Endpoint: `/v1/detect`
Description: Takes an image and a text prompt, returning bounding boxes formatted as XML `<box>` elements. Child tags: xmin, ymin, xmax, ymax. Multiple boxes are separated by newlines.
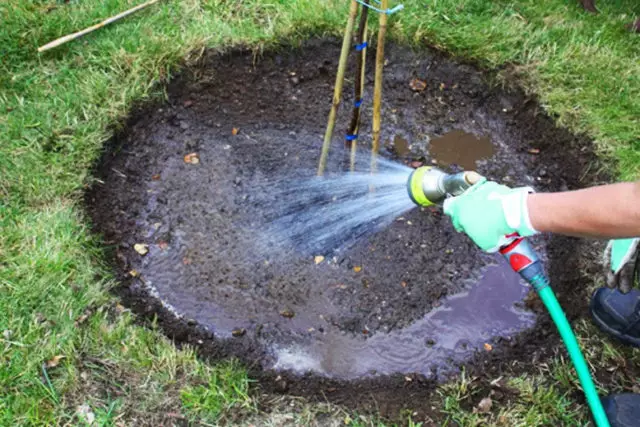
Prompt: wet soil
<box><xmin>87</xmin><ymin>39</ymin><xmax>607</xmax><ymax>422</ymax></box>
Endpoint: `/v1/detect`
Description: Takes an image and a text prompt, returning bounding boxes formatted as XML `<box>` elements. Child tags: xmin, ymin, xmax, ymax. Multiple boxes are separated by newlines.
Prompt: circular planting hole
<box><xmin>88</xmin><ymin>40</ymin><xmax>601</xmax><ymax>410</ymax></box>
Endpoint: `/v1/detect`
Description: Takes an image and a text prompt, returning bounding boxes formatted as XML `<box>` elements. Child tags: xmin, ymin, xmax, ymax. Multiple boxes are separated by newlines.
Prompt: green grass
<box><xmin>1</xmin><ymin>0</ymin><xmax>639</xmax><ymax>425</ymax></box>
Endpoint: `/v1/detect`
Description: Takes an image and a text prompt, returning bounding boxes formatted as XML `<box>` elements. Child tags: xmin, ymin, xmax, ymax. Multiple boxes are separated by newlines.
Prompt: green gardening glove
<box><xmin>443</xmin><ymin>180</ymin><xmax>538</xmax><ymax>252</ymax></box>
<box><xmin>605</xmin><ymin>238</ymin><xmax>640</xmax><ymax>294</ymax></box>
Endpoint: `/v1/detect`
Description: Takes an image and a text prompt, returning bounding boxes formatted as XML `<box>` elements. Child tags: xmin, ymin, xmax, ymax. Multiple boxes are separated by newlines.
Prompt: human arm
<box><xmin>528</xmin><ymin>182</ymin><xmax>640</xmax><ymax>238</ymax></box>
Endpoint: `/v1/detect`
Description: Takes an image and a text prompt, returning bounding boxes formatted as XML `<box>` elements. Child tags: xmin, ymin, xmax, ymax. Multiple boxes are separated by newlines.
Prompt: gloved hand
<box><xmin>443</xmin><ymin>180</ymin><xmax>538</xmax><ymax>252</ymax></box>
<box><xmin>605</xmin><ymin>238</ymin><xmax>640</xmax><ymax>293</ymax></box>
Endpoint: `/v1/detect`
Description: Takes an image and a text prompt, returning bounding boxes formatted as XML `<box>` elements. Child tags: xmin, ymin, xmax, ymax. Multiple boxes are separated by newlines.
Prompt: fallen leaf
<box><xmin>280</xmin><ymin>309</ymin><xmax>295</xmax><ymax>319</ymax></box>
<box><xmin>75</xmin><ymin>309</ymin><xmax>92</xmax><ymax>326</ymax></box>
<box><xmin>232</xmin><ymin>128</ymin><xmax>239</xmax><ymax>136</ymax></box>
<box><xmin>409</xmin><ymin>78</ymin><xmax>427</xmax><ymax>92</ymax></box>
<box><xmin>477</xmin><ymin>397</ymin><xmax>493</xmax><ymax>413</ymax></box>
<box><xmin>484</xmin><ymin>343</ymin><xmax>493</xmax><ymax>351</ymax></box>
<box><xmin>314</xmin><ymin>255</ymin><xmax>325</xmax><ymax>264</ymax></box>
<box><xmin>353</xmin><ymin>266</ymin><xmax>362</xmax><ymax>273</ymax></box>
<box><xmin>183</xmin><ymin>152</ymin><xmax>200</xmax><ymax>164</ymax></box>
<box><xmin>46</xmin><ymin>355</ymin><xmax>65</xmax><ymax>368</ymax></box>
<box><xmin>134</xmin><ymin>243</ymin><xmax>148</xmax><ymax>255</ymax></box>
<box><xmin>158</xmin><ymin>241</ymin><xmax>169</xmax><ymax>250</ymax></box>
<box><xmin>151</xmin><ymin>174</ymin><xmax>161</xmax><ymax>180</ymax></box>
<box><xmin>528</xmin><ymin>148</ymin><xmax>540</xmax><ymax>154</ymax></box>
<box><xmin>129</xmin><ymin>270</ymin><xmax>139</xmax><ymax>277</ymax></box>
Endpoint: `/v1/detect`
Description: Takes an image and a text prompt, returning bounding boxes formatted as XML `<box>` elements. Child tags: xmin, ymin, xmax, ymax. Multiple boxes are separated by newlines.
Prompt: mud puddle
<box><xmin>430</xmin><ymin>130</ymin><xmax>494</xmax><ymax>169</ymax></box>
<box><xmin>87</xmin><ymin>39</ymin><xmax>604</xmax><ymax>418</ymax></box>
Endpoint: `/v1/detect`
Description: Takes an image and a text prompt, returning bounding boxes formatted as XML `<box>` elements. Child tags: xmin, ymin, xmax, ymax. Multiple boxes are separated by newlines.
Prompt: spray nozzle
<box><xmin>407</xmin><ymin>166</ymin><xmax>483</xmax><ymax>207</ymax></box>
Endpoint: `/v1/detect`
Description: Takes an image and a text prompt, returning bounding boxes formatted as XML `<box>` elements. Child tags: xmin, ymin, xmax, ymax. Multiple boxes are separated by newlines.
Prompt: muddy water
<box><xmin>429</xmin><ymin>130</ymin><xmax>494</xmax><ymax>169</ymax></box>
<box><xmin>87</xmin><ymin>40</ymin><xmax>561</xmax><ymax>382</ymax></box>
<box><xmin>273</xmin><ymin>263</ymin><xmax>534</xmax><ymax>378</ymax></box>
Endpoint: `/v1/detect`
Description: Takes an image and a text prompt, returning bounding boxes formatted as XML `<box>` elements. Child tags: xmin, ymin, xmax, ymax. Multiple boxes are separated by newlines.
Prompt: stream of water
<box><xmin>256</xmin><ymin>157</ymin><xmax>417</xmax><ymax>256</ymax></box>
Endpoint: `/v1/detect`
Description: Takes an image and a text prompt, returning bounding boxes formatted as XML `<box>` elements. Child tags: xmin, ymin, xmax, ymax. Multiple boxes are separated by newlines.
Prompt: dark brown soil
<box><xmin>86</xmin><ymin>39</ymin><xmax>607</xmax><ymax>423</ymax></box>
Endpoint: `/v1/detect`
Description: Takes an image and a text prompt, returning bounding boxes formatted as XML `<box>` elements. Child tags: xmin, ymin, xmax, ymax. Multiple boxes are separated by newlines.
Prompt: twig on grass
<box><xmin>38</xmin><ymin>0</ymin><xmax>160</xmax><ymax>53</ymax></box>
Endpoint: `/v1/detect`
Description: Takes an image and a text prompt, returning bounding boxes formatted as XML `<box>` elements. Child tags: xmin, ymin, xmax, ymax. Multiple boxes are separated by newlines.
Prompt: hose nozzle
<box><xmin>407</xmin><ymin>166</ymin><xmax>483</xmax><ymax>207</ymax></box>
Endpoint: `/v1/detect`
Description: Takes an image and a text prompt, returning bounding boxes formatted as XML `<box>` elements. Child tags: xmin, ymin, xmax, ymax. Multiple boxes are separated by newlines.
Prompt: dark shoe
<box><xmin>601</xmin><ymin>394</ymin><xmax>640</xmax><ymax>427</ymax></box>
<box><xmin>590</xmin><ymin>288</ymin><xmax>640</xmax><ymax>347</ymax></box>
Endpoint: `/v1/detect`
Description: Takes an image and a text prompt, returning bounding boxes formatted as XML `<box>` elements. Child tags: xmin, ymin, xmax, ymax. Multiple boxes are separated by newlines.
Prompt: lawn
<box><xmin>1</xmin><ymin>0</ymin><xmax>638</xmax><ymax>425</ymax></box>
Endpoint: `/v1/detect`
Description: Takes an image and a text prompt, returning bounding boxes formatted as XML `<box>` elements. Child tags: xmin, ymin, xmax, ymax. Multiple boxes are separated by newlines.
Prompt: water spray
<box><xmin>407</xmin><ymin>166</ymin><xmax>610</xmax><ymax>427</ymax></box>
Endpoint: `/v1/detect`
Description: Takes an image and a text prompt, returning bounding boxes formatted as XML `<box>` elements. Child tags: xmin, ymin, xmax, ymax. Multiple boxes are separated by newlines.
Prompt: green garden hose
<box><xmin>502</xmin><ymin>238</ymin><xmax>610</xmax><ymax>427</ymax></box>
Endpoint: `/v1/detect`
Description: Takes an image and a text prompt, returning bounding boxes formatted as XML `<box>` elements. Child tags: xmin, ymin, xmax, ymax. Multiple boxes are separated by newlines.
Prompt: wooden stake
<box><xmin>346</xmin><ymin>2</ymin><xmax>369</xmax><ymax>172</ymax></box>
<box><xmin>370</xmin><ymin>0</ymin><xmax>388</xmax><ymax>174</ymax></box>
<box><xmin>38</xmin><ymin>0</ymin><xmax>160</xmax><ymax>53</ymax></box>
<box><xmin>317</xmin><ymin>0</ymin><xmax>360</xmax><ymax>176</ymax></box>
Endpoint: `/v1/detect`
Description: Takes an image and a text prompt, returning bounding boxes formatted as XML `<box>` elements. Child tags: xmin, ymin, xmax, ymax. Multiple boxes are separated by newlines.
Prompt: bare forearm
<box><xmin>528</xmin><ymin>182</ymin><xmax>640</xmax><ymax>238</ymax></box>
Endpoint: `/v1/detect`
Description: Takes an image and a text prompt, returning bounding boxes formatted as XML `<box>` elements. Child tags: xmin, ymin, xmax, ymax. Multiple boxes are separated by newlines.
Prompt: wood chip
<box><xmin>353</xmin><ymin>266</ymin><xmax>362</xmax><ymax>273</ymax></box>
<box><xmin>528</xmin><ymin>148</ymin><xmax>540</xmax><ymax>154</ymax></box>
<box><xmin>484</xmin><ymin>343</ymin><xmax>493</xmax><ymax>351</ymax></box>
<box><xmin>133</xmin><ymin>243</ymin><xmax>148</xmax><ymax>255</ymax></box>
<box><xmin>232</xmin><ymin>128</ymin><xmax>239</xmax><ymax>135</ymax></box>
<box><xmin>409</xmin><ymin>78</ymin><xmax>427</xmax><ymax>92</ymax></box>
<box><xmin>314</xmin><ymin>255</ymin><xmax>325</xmax><ymax>264</ymax></box>
<box><xmin>232</xmin><ymin>328</ymin><xmax>246</xmax><ymax>337</ymax></box>
<box><xmin>183</xmin><ymin>152</ymin><xmax>200</xmax><ymax>164</ymax></box>
<box><xmin>45</xmin><ymin>355</ymin><xmax>65</xmax><ymax>368</ymax></box>
<box><xmin>279</xmin><ymin>309</ymin><xmax>295</xmax><ymax>319</ymax></box>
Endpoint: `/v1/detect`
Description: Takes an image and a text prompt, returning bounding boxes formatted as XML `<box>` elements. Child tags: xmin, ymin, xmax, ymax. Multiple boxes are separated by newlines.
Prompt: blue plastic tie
<box><xmin>354</xmin><ymin>0</ymin><xmax>404</xmax><ymax>15</ymax></box>
<box><xmin>346</xmin><ymin>134</ymin><xmax>358</xmax><ymax>141</ymax></box>
<box><xmin>355</xmin><ymin>42</ymin><xmax>368</xmax><ymax>51</ymax></box>
<box><xmin>354</xmin><ymin>98</ymin><xmax>363</xmax><ymax>107</ymax></box>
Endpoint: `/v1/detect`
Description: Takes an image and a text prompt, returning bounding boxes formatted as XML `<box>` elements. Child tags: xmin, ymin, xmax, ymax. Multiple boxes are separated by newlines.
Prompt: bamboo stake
<box><xmin>370</xmin><ymin>0</ymin><xmax>388</xmax><ymax>174</ymax></box>
<box><xmin>317</xmin><ymin>0</ymin><xmax>360</xmax><ymax>176</ymax></box>
<box><xmin>346</xmin><ymin>1</ymin><xmax>369</xmax><ymax>172</ymax></box>
<box><xmin>38</xmin><ymin>0</ymin><xmax>160</xmax><ymax>53</ymax></box>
